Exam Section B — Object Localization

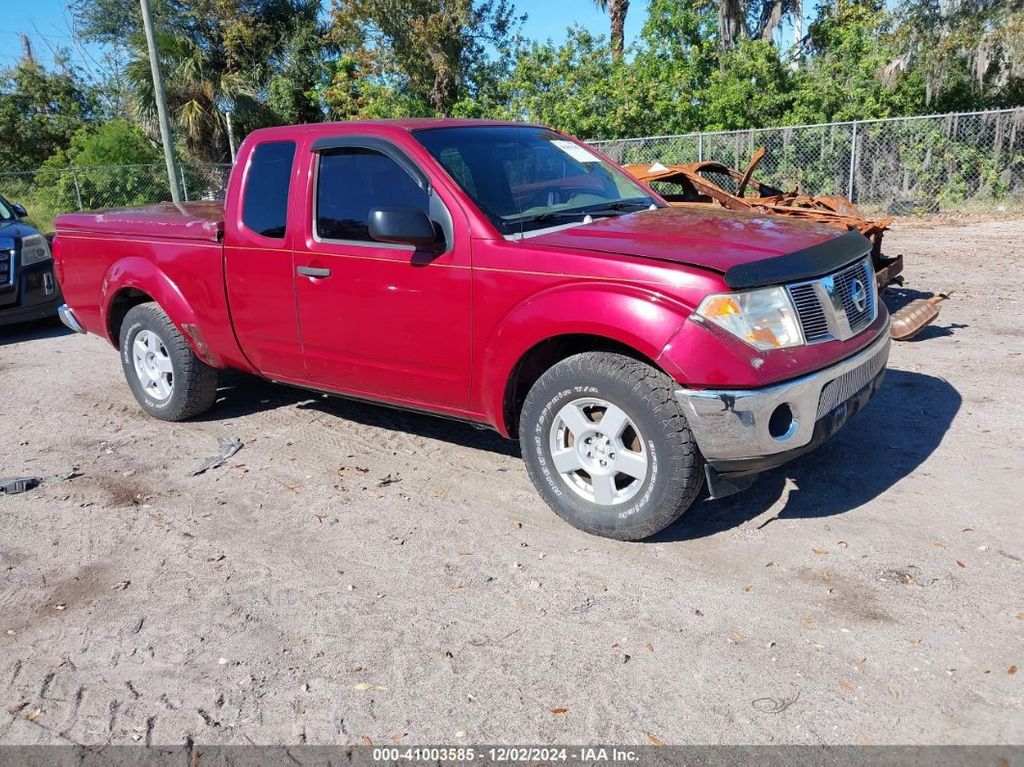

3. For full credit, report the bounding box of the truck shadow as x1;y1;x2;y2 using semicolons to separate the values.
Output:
205;370;521;457
210;368;959;539
882;285;939;314
653;368;962;542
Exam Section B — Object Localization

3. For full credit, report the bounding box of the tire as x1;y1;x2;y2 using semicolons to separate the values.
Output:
519;352;704;541
119;302;218;421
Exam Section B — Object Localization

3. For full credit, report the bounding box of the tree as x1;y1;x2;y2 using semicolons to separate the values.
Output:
790;0;919;123
74;0;322;162
267;1;334;124
630;0;717;133
702;38;794;129
0;46;96;172
499;27;624;136
39;119;163;211
716;0;802;53
889;0;1024;110
592;0;630;59
326;0;524;117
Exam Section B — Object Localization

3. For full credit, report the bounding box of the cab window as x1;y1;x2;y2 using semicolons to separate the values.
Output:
315;147;429;243
241;140;296;238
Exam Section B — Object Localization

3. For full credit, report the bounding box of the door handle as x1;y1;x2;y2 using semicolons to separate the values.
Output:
297;266;332;279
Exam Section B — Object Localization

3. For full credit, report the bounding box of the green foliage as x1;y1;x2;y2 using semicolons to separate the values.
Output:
74;0;322;161
702;39;794;130
496;1;800;137
0;56;96;172
892;0;1024;112
37;120;164;213
1;0;1018;189
267;9;333;124
48;119;160;167
788;0;915;124
1;175;64;234
325;0;524;117
496;28;622;136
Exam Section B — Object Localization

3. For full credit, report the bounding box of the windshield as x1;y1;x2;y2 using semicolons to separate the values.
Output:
413;125;659;236
0;196;12;222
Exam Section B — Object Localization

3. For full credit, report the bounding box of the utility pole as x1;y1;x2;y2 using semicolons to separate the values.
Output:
139;0;181;203
225;111;237;163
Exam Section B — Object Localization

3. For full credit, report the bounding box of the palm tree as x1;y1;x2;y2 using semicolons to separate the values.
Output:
718;0;804;52
592;0;630;59
124;0;320;164
125;30;267;164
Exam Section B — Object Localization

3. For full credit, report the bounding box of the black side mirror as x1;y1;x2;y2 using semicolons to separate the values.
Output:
11;203;27;218
368;206;437;248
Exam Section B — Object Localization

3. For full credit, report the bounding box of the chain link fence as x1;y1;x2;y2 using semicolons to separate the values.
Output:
0;163;232;233
4;108;1021;231
591;108;1024;215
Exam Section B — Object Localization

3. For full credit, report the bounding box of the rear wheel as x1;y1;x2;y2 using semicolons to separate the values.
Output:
519;352;704;541
119;302;218;421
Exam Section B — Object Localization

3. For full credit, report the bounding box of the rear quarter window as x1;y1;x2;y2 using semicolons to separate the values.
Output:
242;141;296;238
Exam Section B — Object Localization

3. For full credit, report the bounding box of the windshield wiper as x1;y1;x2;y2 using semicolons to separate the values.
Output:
523;209;598;224
514;200;652;227
584;200;653;216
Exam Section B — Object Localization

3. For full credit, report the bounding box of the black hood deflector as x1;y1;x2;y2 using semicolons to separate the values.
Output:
724;229;871;289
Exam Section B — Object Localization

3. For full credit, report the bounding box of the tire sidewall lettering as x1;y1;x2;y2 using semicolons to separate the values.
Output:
533;379;661;518
618;438;658;520
533;387;579;498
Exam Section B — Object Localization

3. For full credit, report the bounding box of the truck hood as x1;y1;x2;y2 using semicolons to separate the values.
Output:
55;201;224;242
525;206;846;273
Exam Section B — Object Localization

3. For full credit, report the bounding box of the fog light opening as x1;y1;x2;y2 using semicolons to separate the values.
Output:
768;403;797;440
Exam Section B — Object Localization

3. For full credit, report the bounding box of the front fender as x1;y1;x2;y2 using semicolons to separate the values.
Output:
101;256;199;347
478;282;693;435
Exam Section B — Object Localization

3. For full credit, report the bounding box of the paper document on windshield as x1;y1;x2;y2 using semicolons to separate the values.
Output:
551;140;601;163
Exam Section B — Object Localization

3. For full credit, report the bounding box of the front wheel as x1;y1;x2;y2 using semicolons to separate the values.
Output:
519;352;704;541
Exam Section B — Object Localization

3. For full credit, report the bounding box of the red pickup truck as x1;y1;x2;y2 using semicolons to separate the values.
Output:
53;119;890;540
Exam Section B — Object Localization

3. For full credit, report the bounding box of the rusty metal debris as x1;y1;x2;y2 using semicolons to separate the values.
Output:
624;147;945;340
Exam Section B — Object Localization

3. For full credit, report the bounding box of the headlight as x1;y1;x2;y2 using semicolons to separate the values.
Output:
20;234;52;266
695;286;804;351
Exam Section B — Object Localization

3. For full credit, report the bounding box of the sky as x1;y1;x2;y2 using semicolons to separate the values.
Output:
516;0;644;47
2;0;84;68
1;0;645;72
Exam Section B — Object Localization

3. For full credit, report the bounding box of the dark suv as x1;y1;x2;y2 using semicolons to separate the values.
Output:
0;194;62;326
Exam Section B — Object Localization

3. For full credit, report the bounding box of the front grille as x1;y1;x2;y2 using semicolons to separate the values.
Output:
787;257;877;343
788;282;830;342
816;339;889;419
0;249;12;286
833;259;875;333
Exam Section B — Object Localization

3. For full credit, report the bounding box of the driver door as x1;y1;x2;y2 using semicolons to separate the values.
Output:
293;137;472;411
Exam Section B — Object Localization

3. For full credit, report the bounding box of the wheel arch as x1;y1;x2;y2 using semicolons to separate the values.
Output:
480;282;691;437
501;333;673;438
106;286;156;346
100;257;209;361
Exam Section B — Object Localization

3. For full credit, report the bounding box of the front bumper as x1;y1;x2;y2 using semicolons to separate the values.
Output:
675;326;891;492
0;261;62;327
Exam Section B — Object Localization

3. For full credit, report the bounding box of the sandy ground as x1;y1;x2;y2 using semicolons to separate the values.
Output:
0;220;1022;747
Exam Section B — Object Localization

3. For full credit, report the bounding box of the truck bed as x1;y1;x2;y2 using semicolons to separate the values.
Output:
53;200;247;371
56;202;224;242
